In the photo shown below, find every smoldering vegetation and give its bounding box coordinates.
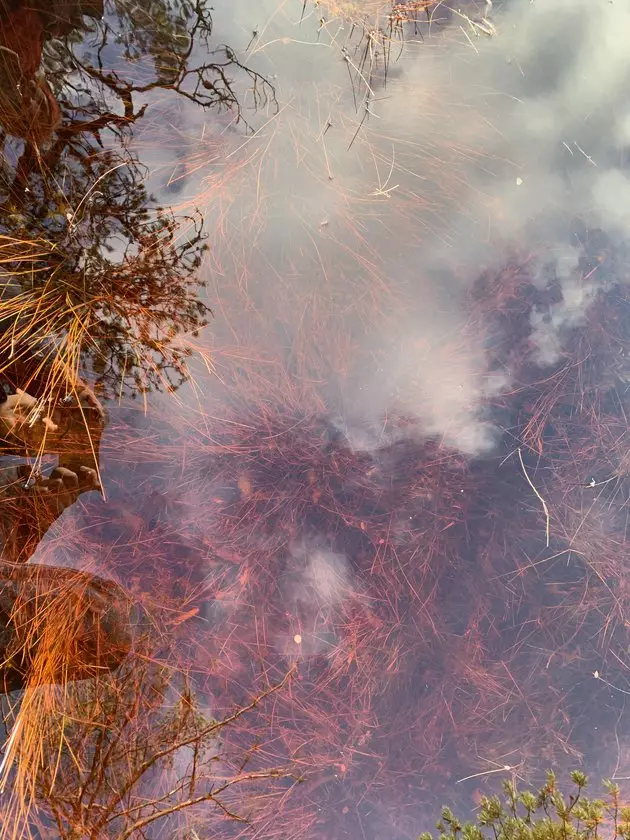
[2,1,630,839]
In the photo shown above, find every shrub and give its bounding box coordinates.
[419,772,630,840]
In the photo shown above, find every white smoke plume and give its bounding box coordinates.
[141,0,630,453]
[279,544,355,658]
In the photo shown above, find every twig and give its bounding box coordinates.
[518,448,550,547]
[593,671,630,697]
[456,765,514,784]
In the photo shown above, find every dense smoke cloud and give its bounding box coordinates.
[144,0,630,453]
[366,0,630,439]
[423,0,630,366]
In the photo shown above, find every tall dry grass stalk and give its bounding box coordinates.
[0,564,134,839]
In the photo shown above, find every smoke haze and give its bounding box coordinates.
[139,0,630,452]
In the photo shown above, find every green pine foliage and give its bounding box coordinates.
[419,773,630,840]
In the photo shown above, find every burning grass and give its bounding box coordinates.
[0,2,629,838]
[2,245,630,837]
[90,232,630,834]
[29,256,624,835]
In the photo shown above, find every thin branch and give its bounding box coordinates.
[517,448,551,547]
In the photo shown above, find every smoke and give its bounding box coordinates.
[279,544,355,658]
[142,0,630,453]
[425,0,630,369]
